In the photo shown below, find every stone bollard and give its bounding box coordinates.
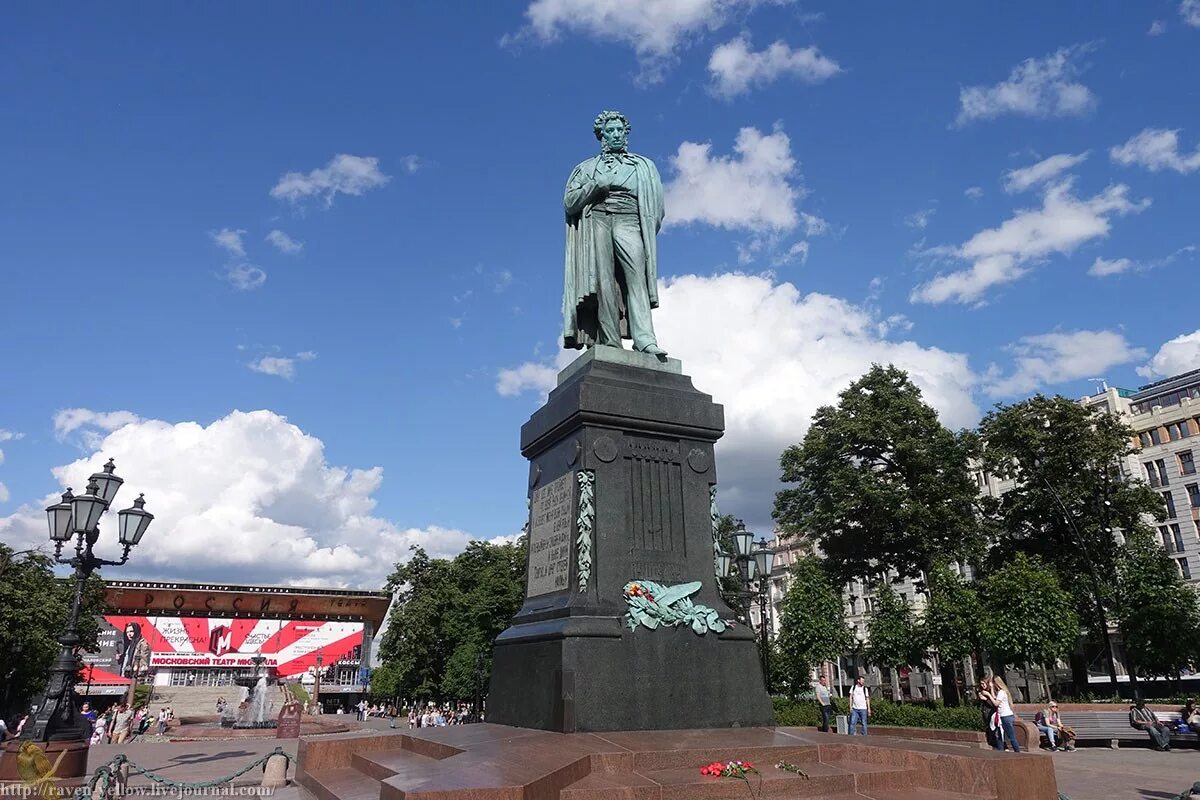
[260,754,288,790]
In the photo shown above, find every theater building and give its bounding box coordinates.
[79,580,391,711]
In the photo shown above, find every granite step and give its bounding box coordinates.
[862,789,998,800]
[559,771,660,800]
[644,758,916,799]
[300,767,381,800]
[351,747,443,783]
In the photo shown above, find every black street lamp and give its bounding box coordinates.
[20,459,153,744]
[717,523,776,690]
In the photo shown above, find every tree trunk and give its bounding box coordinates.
[1040,663,1053,701]
[890,667,902,703]
[1022,663,1033,703]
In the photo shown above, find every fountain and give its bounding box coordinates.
[221,652,278,729]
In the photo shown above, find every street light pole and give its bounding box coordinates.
[313,653,323,714]
[715,523,776,693]
[19,461,153,744]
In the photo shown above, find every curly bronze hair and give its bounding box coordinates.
[593,110,631,141]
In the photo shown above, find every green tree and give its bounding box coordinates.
[774,364,983,586]
[864,583,927,701]
[377,539,526,703]
[1115,531,1200,684]
[366,661,402,705]
[978,395,1164,691]
[774,556,853,698]
[978,553,1080,698]
[0,545,105,717]
[922,563,984,704]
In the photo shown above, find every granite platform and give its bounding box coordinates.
[295,723,1059,800]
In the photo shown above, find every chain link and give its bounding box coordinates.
[79,747,293,799]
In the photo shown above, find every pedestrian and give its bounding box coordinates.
[978,679,998,748]
[408,708,417,729]
[982,677,1020,752]
[156,707,169,736]
[1129,696,1172,751]
[814,675,834,733]
[387,704,398,729]
[80,702,97,726]
[849,676,870,736]
[14,714,28,738]
[111,703,134,745]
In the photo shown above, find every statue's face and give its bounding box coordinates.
[600,119,629,152]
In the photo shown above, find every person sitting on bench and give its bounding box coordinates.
[1130,696,1172,751]
[1035,701,1075,751]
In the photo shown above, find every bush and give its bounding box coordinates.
[773,696,982,731]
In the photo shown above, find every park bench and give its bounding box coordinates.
[1054,710,1199,749]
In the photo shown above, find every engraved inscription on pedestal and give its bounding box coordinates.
[625,435,685,553]
[527,472,576,597]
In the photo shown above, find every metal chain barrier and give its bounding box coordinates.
[80,747,293,799]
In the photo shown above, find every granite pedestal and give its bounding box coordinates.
[487,348,773,732]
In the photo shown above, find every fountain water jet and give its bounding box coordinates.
[221,652,278,729]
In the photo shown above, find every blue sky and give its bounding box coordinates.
[2,1,1199,587]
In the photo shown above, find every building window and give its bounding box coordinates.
[1140,432,1152,449]
[1158,459,1171,485]
[1178,558,1192,581]
[1188,484,1200,508]
[1172,524,1185,552]
[1165,491,1178,519]
[1150,428,1163,445]
[1181,451,1196,476]
[1146,462,1161,488]
[1161,525,1174,552]
[1169,421,1193,441]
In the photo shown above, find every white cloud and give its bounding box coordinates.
[965,186,984,200]
[247,351,317,381]
[248,356,298,380]
[1149,19,1167,35]
[911,178,1149,305]
[664,126,803,232]
[0,429,20,470]
[799,212,830,237]
[1183,0,1200,26]
[0,484,8,503]
[398,155,424,173]
[495,269,514,292]
[266,230,304,254]
[224,263,267,291]
[772,241,809,266]
[905,208,936,230]
[498,273,979,530]
[496,349,576,397]
[1003,152,1089,193]
[53,409,141,451]
[0,410,480,587]
[1139,329,1200,378]
[1088,245,1197,278]
[708,36,840,98]
[956,45,1097,125]
[1110,128,1200,174]
[211,228,247,257]
[509,0,777,83]
[984,330,1146,397]
[270,154,390,206]
[1088,256,1134,277]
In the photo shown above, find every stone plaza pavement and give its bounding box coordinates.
[86,736,299,789]
[1048,746,1198,800]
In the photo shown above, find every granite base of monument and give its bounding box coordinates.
[294,723,1060,800]
[486,348,772,732]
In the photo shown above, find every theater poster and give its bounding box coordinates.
[88,615,364,678]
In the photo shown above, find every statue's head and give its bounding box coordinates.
[594,110,631,153]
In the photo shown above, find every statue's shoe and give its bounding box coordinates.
[640,344,668,356]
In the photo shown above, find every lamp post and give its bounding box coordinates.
[313,653,323,714]
[3,459,152,777]
[716,523,776,691]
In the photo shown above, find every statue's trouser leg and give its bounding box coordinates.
[611,214,658,351]
[592,211,624,347]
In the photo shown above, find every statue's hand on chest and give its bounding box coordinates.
[593,158,635,190]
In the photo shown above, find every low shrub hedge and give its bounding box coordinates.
[773,696,983,731]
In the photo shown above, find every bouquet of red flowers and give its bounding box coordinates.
[699,759,762,797]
